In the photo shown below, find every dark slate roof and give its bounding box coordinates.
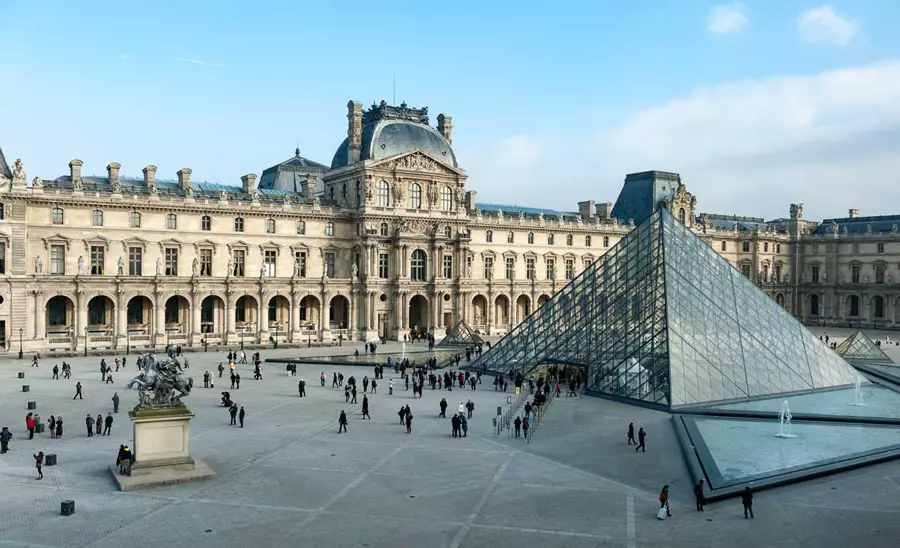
[700,213,776,232]
[812,214,900,235]
[258,148,327,193]
[476,202,573,217]
[610,176,653,224]
[331,119,457,169]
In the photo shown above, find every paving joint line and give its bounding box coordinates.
[447,451,515,548]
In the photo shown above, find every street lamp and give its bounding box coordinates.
[18,327,23,360]
[126,329,130,355]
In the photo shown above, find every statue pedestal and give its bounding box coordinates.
[109,406,215,491]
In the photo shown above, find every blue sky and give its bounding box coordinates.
[2,1,900,219]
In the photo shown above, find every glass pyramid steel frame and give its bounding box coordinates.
[470,207,858,409]
[835,331,892,362]
[438,320,485,347]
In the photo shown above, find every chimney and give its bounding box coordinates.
[301,174,317,199]
[437,113,453,144]
[106,162,120,186]
[142,165,157,187]
[466,190,478,212]
[595,202,612,219]
[578,200,595,219]
[177,168,192,191]
[347,100,363,164]
[241,173,257,194]
[69,159,83,181]
[848,208,859,219]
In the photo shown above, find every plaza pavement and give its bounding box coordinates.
[0,331,898,547]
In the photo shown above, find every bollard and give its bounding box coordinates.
[45,454,57,466]
[35,423,45,433]
[22,385,30,393]
[60,500,74,515]
[18,372,25,379]
[27,401,36,410]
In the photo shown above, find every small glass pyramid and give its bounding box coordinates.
[835,331,892,362]
[471,207,858,408]
[438,320,485,347]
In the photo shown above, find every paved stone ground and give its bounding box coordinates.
[0,333,898,548]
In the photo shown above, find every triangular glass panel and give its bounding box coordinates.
[471,207,858,409]
[438,320,485,348]
[834,331,892,362]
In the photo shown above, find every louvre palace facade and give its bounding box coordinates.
[0,99,897,355]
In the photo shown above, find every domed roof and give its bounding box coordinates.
[331,102,457,169]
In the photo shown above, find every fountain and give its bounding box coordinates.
[775,400,797,438]
[401,341,407,361]
[852,373,865,406]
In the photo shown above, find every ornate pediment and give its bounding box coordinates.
[122,236,149,252]
[42,233,71,251]
[83,234,112,252]
[374,151,459,176]
[157,238,185,252]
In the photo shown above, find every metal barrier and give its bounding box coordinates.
[525,388,556,444]
[494,386,530,437]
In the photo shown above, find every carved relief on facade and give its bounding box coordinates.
[379,152,448,174]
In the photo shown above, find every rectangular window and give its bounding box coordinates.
[128,247,142,276]
[773,264,782,282]
[51,208,64,225]
[851,264,861,283]
[201,215,211,231]
[0,242,5,274]
[165,248,178,276]
[876,264,885,284]
[776,244,781,253]
[294,251,307,277]
[324,252,336,278]
[526,257,535,280]
[443,255,453,278]
[200,249,213,276]
[811,265,820,283]
[90,245,104,275]
[264,250,277,277]
[565,258,575,280]
[763,242,769,252]
[741,263,752,278]
[546,258,555,280]
[50,245,66,275]
[483,256,494,279]
[506,257,515,280]
[379,252,389,279]
[233,250,245,277]
[878,243,885,253]
[742,241,750,252]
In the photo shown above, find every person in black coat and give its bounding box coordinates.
[635,427,646,452]
[694,479,705,511]
[361,396,371,420]
[34,451,44,480]
[451,414,460,437]
[338,410,348,433]
[741,486,754,519]
[628,422,636,445]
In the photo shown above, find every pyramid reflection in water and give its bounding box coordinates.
[471,208,858,408]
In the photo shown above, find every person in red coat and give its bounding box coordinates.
[25,413,35,440]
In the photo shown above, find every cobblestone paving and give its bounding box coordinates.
[0,338,898,547]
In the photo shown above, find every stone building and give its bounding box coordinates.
[0,100,893,355]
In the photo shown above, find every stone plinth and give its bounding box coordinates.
[110,406,215,491]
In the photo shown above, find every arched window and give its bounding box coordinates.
[721,241,727,251]
[266,219,276,234]
[409,183,422,209]
[849,295,860,317]
[810,295,820,316]
[201,215,211,231]
[548,234,554,245]
[410,249,427,281]
[603,236,609,247]
[329,186,335,203]
[775,293,785,308]
[507,231,514,244]
[130,211,141,228]
[355,180,361,206]
[325,221,334,236]
[441,186,453,211]
[377,181,390,207]
[166,213,177,230]
[527,232,534,244]
[566,234,573,246]
[678,208,686,224]
[296,220,305,235]
[486,230,493,243]
[234,217,244,232]
[585,235,591,246]
[91,209,104,227]
[341,183,347,203]
[764,242,769,252]
[874,295,885,319]
[51,207,64,225]
[380,222,389,236]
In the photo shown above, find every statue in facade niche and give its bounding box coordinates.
[365,176,374,201]
[77,255,85,275]
[455,186,465,206]
[293,261,301,277]
[226,258,234,277]
[192,258,199,276]
[127,352,193,411]
[117,256,125,276]
[351,263,358,281]
[34,255,43,274]
[156,257,163,276]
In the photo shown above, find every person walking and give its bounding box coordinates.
[55,416,63,438]
[104,413,113,436]
[32,355,39,368]
[627,422,636,445]
[514,416,522,438]
[95,414,103,436]
[338,410,348,433]
[112,393,120,413]
[235,373,241,389]
[320,372,326,386]
[363,376,369,394]
[522,417,530,439]
[73,382,83,400]
[351,386,358,404]
[344,386,350,403]
[439,398,448,418]
[49,416,56,439]
[466,400,475,419]
[398,406,406,424]
[218,362,225,378]
[405,410,413,434]
[658,485,671,518]
[26,413,35,440]
[52,364,59,380]
[298,378,307,397]
[229,404,238,426]
[85,414,94,437]
[451,414,460,438]
[459,413,468,437]
[741,486,754,519]
[34,451,44,480]
[371,379,377,394]
[100,360,107,381]
[361,396,371,420]
[694,479,705,511]
[389,378,394,395]
[239,406,246,428]
[635,427,647,452]
[0,426,12,453]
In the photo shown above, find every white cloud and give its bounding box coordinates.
[708,2,748,36]
[467,61,900,220]
[119,54,131,60]
[172,57,225,68]
[798,6,857,46]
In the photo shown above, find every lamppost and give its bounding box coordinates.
[84,325,89,357]
[307,327,311,348]
[126,329,130,355]
[18,327,23,360]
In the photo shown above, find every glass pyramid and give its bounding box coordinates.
[470,207,858,408]
[438,320,485,347]
[835,331,892,362]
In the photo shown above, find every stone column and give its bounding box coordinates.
[487,290,494,335]
[154,290,165,347]
[76,288,88,345]
[258,291,269,343]
[290,290,301,341]
[116,288,127,348]
[191,290,202,344]
[322,292,330,334]
[33,291,45,341]
[369,292,376,329]
[348,291,356,338]
[226,296,236,342]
